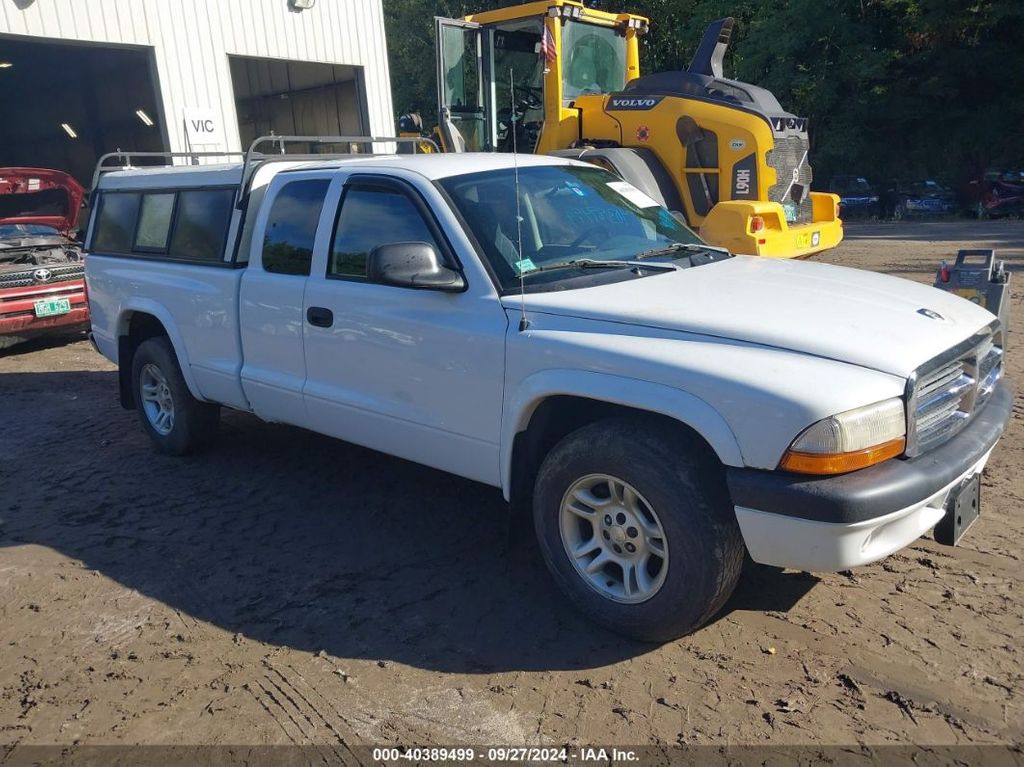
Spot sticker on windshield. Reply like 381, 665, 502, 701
606, 181, 660, 209
514, 258, 538, 275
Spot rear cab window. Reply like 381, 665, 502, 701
261, 179, 331, 276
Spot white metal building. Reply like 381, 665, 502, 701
0, 0, 394, 183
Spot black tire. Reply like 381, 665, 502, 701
532, 416, 744, 642
130, 336, 219, 455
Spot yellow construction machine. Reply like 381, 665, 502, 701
409, 0, 842, 258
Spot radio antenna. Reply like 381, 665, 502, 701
510, 68, 530, 332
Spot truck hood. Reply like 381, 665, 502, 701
0, 168, 85, 236
503, 256, 997, 378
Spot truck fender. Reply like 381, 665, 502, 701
116, 298, 205, 402
500, 369, 744, 499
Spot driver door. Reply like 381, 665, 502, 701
435, 17, 497, 152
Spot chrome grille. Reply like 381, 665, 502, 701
766, 134, 813, 224
977, 341, 1002, 404
0, 263, 85, 289
907, 323, 1003, 456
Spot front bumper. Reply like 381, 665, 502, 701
0, 307, 90, 336
0, 281, 89, 342
905, 200, 956, 215
726, 380, 1013, 571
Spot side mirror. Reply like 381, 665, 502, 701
366, 241, 465, 292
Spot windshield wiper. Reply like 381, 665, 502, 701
530, 258, 679, 274
634, 242, 731, 260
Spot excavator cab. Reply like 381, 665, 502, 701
429, 1, 844, 259
435, 3, 638, 156
435, 14, 549, 155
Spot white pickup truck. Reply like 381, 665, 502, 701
85, 147, 1011, 641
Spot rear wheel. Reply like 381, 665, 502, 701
533, 417, 744, 642
130, 336, 219, 455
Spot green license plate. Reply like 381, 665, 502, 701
33, 297, 71, 318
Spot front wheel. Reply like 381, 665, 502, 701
131, 336, 219, 455
533, 417, 744, 642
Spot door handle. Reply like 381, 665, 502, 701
306, 306, 333, 328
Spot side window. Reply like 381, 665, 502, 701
134, 193, 175, 251
262, 179, 330, 275
169, 189, 234, 262
92, 192, 141, 253
329, 186, 440, 279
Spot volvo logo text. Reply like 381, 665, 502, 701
32, 268, 52, 283
607, 96, 663, 111
917, 307, 944, 321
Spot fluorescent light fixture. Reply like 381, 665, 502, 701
0, 61, 13, 69
60, 122, 78, 138
135, 109, 154, 126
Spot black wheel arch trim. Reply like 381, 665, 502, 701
117, 311, 170, 410
726, 380, 1013, 524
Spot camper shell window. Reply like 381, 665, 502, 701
90, 186, 237, 264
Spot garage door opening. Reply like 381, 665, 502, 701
229, 56, 369, 154
0, 37, 167, 186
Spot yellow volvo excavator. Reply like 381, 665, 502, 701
411, 0, 842, 258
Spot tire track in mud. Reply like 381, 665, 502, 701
243, 658, 364, 763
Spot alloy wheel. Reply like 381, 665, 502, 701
140, 363, 175, 435
559, 473, 669, 604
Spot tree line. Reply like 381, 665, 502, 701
384, 0, 1024, 188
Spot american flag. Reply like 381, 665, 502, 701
540, 25, 556, 71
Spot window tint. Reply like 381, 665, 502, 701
92, 193, 140, 253
262, 179, 330, 275
330, 187, 440, 278
134, 193, 175, 251
169, 189, 234, 261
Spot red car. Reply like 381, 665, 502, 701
0, 168, 89, 350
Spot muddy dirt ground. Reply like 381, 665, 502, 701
1, 221, 1021, 749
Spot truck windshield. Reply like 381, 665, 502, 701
0, 223, 60, 241
562, 22, 626, 104
440, 164, 712, 292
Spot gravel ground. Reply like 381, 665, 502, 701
0, 220, 1021, 750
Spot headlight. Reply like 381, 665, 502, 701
780, 398, 906, 475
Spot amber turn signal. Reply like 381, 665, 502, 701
779, 437, 906, 475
